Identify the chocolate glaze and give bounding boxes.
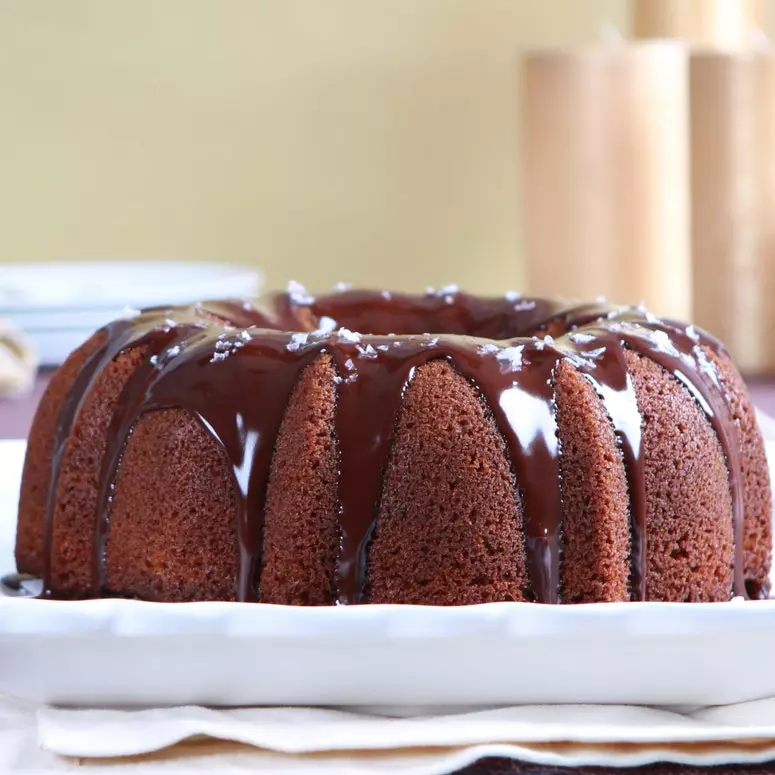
[40,288,747,603]
[306,289,578,339]
[43,300,290,594]
[612,317,745,597]
[561,328,647,601]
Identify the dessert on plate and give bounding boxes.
[14,286,772,604]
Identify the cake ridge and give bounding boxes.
[611,320,744,597]
[41,299,300,596]
[41,304,225,594]
[564,332,646,600]
[30,289,753,604]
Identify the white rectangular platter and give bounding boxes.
[1,439,774,708]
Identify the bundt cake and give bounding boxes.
[13,286,772,604]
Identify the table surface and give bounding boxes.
[0,372,53,439]
[4,371,775,442]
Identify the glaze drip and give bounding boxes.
[333,335,565,603]
[561,329,647,601]
[611,321,745,597]
[40,289,746,603]
[43,299,290,595]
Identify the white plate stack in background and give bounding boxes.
[0,262,262,366]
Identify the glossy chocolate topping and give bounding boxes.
[41,287,746,603]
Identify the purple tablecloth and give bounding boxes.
[0,372,53,440]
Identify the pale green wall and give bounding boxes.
[0,1,628,293]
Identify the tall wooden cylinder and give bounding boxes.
[607,43,691,318]
[690,51,775,372]
[521,50,611,303]
[522,42,691,319]
[752,52,775,372]
[633,0,770,48]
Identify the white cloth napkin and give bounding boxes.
[6,694,775,773]
[0,320,37,397]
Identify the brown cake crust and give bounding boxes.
[554,359,631,603]
[368,360,529,605]
[705,349,772,597]
[624,350,734,602]
[48,346,150,596]
[16,292,771,606]
[106,408,239,601]
[260,355,340,605]
[15,331,106,577]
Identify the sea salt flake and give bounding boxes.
[337,328,361,343]
[533,335,555,351]
[287,280,315,306]
[478,343,499,356]
[426,284,459,298]
[121,306,142,320]
[505,290,522,303]
[497,345,524,368]
[648,328,680,357]
[286,332,309,352]
[569,331,596,345]
[317,316,337,334]
[356,344,378,359]
[513,299,536,312]
[332,282,351,293]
